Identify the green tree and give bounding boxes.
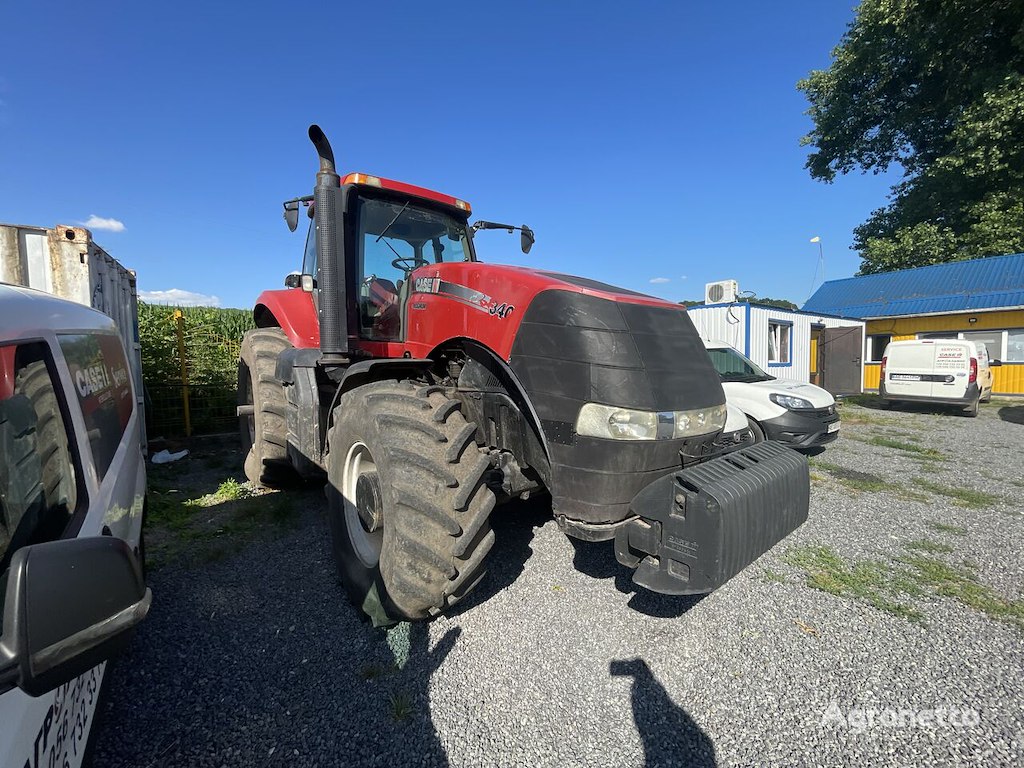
[799,0,1024,274]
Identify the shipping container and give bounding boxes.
[0,222,146,447]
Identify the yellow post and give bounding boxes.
[174,310,192,437]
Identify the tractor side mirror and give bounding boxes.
[283,200,300,232]
[284,272,302,289]
[0,537,150,697]
[520,225,535,254]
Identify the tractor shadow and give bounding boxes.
[997,405,1024,424]
[570,539,706,619]
[610,658,717,767]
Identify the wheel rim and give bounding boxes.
[342,441,384,568]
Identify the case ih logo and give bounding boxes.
[412,276,514,319]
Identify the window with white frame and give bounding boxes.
[768,321,791,364]
[913,328,1024,362]
[1008,329,1024,362]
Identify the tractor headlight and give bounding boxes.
[769,393,814,410]
[575,403,727,441]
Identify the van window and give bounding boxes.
[0,344,79,603]
[867,334,891,362]
[768,321,791,364]
[58,333,134,479]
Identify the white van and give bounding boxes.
[702,339,840,449]
[879,339,994,417]
[0,284,150,768]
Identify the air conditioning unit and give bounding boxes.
[705,280,739,305]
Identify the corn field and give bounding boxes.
[138,302,255,437]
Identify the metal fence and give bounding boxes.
[141,306,251,439]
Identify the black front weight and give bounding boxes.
[614,441,810,595]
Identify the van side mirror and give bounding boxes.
[0,537,150,697]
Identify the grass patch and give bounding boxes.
[760,568,786,584]
[785,543,1024,630]
[904,538,954,555]
[389,691,414,722]
[914,478,1000,509]
[928,521,968,536]
[783,546,925,622]
[867,436,944,459]
[810,460,896,493]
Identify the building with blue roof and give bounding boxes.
[803,253,1024,395]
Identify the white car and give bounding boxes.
[0,284,150,768]
[880,339,994,417]
[702,339,840,449]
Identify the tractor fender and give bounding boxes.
[253,289,319,349]
[437,339,551,461]
[324,358,435,447]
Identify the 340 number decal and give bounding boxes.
[489,303,515,319]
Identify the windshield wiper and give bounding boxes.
[375,202,410,263]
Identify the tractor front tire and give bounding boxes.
[325,380,496,626]
[239,328,294,487]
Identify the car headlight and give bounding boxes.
[769,393,814,410]
[575,403,727,441]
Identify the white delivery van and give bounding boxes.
[702,339,840,449]
[879,339,994,417]
[0,284,150,768]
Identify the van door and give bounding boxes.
[932,342,971,399]
[886,342,938,398]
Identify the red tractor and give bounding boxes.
[240,125,809,625]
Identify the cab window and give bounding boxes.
[58,333,134,479]
[0,343,79,590]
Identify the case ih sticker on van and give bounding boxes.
[58,333,133,476]
[935,346,968,370]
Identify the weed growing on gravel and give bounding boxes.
[360,663,396,681]
[389,691,414,721]
[868,436,944,459]
[904,539,954,555]
[928,521,968,536]
[810,461,895,493]
[782,546,924,622]
[760,568,786,584]
[913,478,1000,508]
[785,543,1024,630]
[896,554,1024,630]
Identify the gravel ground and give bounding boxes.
[91,399,1024,767]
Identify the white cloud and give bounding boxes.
[649,277,671,284]
[139,289,221,307]
[680,275,688,280]
[80,215,126,232]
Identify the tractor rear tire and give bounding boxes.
[325,380,496,626]
[239,328,294,487]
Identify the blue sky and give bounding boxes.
[1,1,897,310]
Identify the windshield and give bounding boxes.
[359,196,472,271]
[706,346,774,382]
[356,196,472,342]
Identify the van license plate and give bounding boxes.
[891,374,920,381]
[827,421,840,433]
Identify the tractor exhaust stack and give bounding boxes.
[308,124,348,366]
